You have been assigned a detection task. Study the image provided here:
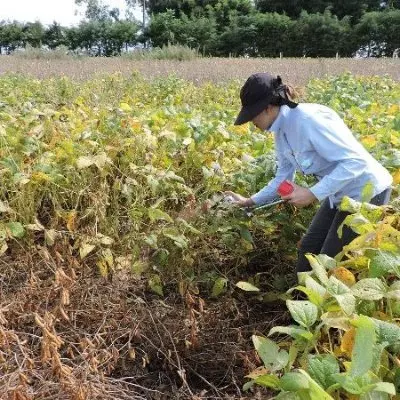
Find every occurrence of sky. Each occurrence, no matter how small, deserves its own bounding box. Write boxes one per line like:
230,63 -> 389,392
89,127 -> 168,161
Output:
0,0 -> 140,26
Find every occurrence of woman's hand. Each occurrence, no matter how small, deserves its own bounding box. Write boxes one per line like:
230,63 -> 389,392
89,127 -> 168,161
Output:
281,183 -> 317,208
223,191 -> 255,207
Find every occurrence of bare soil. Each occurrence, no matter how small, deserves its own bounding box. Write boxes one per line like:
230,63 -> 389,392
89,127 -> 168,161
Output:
0,241 -> 291,399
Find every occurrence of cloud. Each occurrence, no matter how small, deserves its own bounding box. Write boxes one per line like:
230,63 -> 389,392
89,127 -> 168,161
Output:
1,0 -> 131,26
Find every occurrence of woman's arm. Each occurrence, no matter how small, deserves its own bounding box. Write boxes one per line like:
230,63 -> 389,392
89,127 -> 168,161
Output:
251,148 -> 296,206
305,109 -> 367,202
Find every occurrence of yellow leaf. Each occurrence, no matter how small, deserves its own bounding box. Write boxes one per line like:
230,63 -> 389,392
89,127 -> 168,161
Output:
66,211 -> 77,232
392,169 -> 400,185
331,267 -> 356,287
119,102 -> 132,112
245,367 -> 270,379
391,134 -> 400,147
31,172 -> 52,183
97,260 -> 108,277
361,135 -> 377,147
340,327 -> 356,358
80,243 -> 95,259
343,361 -> 352,372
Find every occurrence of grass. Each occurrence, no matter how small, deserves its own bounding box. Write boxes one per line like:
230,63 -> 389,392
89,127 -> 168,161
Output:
0,56 -> 398,85
122,44 -> 201,61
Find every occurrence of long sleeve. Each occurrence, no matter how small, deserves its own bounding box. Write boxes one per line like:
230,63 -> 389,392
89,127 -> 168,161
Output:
251,145 -> 295,206
306,111 -> 367,202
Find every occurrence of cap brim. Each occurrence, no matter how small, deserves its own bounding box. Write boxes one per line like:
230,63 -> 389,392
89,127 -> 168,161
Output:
234,97 -> 272,125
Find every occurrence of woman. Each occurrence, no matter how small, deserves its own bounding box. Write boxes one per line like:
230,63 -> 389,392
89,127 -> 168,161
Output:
226,72 -> 392,273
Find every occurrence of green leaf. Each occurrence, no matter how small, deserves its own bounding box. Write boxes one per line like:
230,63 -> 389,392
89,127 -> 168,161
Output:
274,392 -> 301,400
6,222 -> 25,239
148,274 -> 163,296
294,285 -> 324,306
360,391 -> 390,400
361,182 -> 374,203
297,370 -> 335,399
144,233 -> 158,249
253,374 -> 280,389
335,293 -> 356,316
286,300 -> 318,328
239,225 -> 254,243
269,325 -> 314,341
148,208 -> 173,223
280,372 -> 310,391
176,218 -> 201,234
372,318 -> 400,346
252,335 -> 279,366
211,277 -> 228,297
315,254 -> 337,271
326,276 -> 356,315
305,275 -> 327,298
340,196 -> 361,213
235,281 -> 260,292
242,380 -> 254,392
305,254 -> 329,284
372,381 -> 396,395
350,315 -> 376,377
333,373 -> 374,395
386,281 -> 400,300
326,275 -> 351,296
352,278 -> 388,301
294,276 -> 327,306
360,203 -> 384,223
339,214 -> 375,238
162,228 -> 188,248
307,355 -> 340,389
370,251 -> 400,279
394,367 -> 400,392
252,335 -> 289,371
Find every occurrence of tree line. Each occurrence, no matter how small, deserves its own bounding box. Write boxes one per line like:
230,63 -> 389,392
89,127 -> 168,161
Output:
0,0 -> 399,57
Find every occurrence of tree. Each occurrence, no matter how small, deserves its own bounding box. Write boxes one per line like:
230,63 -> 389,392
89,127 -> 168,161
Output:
145,9 -> 216,52
75,0 -> 121,21
43,22 -> 66,49
291,10 -> 354,57
0,21 -> 23,54
355,9 -> 400,56
214,12 -> 293,57
255,0 -> 384,21
104,20 -> 140,54
22,21 -> 45,48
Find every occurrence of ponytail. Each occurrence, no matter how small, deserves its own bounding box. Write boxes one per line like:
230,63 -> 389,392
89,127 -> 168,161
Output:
271,75 -> 298,109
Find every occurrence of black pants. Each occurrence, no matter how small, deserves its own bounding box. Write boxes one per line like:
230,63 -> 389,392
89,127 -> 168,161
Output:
296,188 -> 392,273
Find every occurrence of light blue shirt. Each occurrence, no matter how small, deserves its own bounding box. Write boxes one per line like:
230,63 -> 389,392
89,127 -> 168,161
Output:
251,104 -> 393,208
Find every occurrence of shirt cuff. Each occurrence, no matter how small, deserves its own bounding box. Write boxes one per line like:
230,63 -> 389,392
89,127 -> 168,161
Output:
309,181 -> 331,202
251,191 -> 279,206
250,192 -> 265,206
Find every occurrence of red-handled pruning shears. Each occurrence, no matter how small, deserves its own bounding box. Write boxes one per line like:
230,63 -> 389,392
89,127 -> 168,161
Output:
245,181 -> 294,216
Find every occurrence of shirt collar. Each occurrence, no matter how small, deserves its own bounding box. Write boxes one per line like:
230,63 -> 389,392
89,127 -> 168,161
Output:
267,105 -> 289,134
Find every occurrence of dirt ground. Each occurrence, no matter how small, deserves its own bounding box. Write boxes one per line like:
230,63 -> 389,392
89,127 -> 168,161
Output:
0,241 -> 294,399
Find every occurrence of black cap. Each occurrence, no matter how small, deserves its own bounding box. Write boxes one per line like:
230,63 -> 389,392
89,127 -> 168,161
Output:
234,73 -> 298,125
